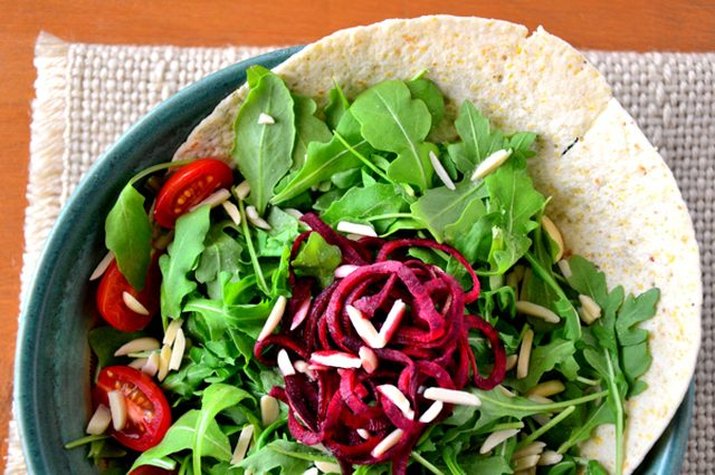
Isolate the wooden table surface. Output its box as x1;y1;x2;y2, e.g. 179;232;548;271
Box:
1;0;713;469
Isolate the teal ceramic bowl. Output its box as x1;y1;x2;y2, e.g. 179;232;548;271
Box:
14;47;694;474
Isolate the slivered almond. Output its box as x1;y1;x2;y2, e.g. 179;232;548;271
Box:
310;351;362;369
513;454;541;471
302;469;319;475
346;305;382;348
418;400;444;423
191;188;230;211
423;387;481;407
505;354;518;372
357;428;370;439
293;360;316;380
538;451;564;466
277;349;296;376
334;265;359;279
235;180;251;200
377;384;414;420
515;301;560;324
533;414;552;425
378;299;407;344
89;252;114;281
114;337;160;356
142;351;160;377
258;112;275;125
428;150;456;190
222;200;242;226
290;296;312;331
359;346;379;374
168;329;186;371
261;395;280;427
517;328;534;380
527;380;565;398
122;292;150;316
315;461;342;473
163;318;184;346
246;205;271;230
230;424;254;465
157;345;172;381
86;404;112;435
283;208;303;219
541;216;564;262
471;149;512;181
578;294;602;325
336;221;377;237
257;296;287;342
513;441;546;459
128;358;148;369
479;429;520;454
496;385;516;398
506;265;525;292
557;259;572;279
370;428;404;458
107;390;127;431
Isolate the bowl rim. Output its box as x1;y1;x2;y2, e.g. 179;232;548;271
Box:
13;44;694;475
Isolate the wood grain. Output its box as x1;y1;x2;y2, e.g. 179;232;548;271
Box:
1;0;713;469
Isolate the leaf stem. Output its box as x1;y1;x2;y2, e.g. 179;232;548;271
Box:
256;418;287;449
238;200;269;295
605;349;625;475
517;405;576;449
63;434;108;449
364;212;414;222
477;389;608;413
411;451;446;475
128;159;195;186
333;131;393;183
488;421;525;432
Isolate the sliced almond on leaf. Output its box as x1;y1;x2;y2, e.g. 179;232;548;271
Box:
418;400;444;424
114;337;160;357
260;395;280;427
86;404;112;435
257;296;287;342
230;424;254;465
479;428;520;454
423;387;481;406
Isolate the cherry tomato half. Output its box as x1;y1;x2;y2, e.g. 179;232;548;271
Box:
95;366;172;452
96;256;161;332
129;466;177;475
153;158;233;228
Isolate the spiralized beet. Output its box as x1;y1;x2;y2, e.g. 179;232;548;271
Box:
254;214;506;474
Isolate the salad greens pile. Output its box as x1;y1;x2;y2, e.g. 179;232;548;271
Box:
78;65;659;475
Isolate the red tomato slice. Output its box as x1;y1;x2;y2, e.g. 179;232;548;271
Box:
95;366;172;452
96;256;161;332
153;158;233;228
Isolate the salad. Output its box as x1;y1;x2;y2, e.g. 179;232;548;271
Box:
67;65;660;475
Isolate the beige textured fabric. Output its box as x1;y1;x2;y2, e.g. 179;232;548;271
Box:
6;32;713;474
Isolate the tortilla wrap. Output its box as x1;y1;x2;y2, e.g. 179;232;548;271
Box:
174;16;701;473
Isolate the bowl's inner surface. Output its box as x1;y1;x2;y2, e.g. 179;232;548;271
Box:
16;45;692;475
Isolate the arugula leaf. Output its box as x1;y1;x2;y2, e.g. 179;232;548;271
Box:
324;82;350;130
615;288;659;346
350;80;434;191
509;339;576;392
105;185;152;290
557;403;614;454
406;77;445;132
233;67;296;214
292;233;342;288
130;410;231;472
292;95;332;170
411;180;487;241
256;207;300;257
193;384;254;474
449;213;499;264
239;440;332;474
447;101;505;175
457;454;512;474
321;183;409;234
185;298;273;340
484;166;545;274
159;205;211;325
195;221;243;300
271;110;369;204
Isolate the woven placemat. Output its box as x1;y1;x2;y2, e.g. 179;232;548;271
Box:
6;32;713;474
